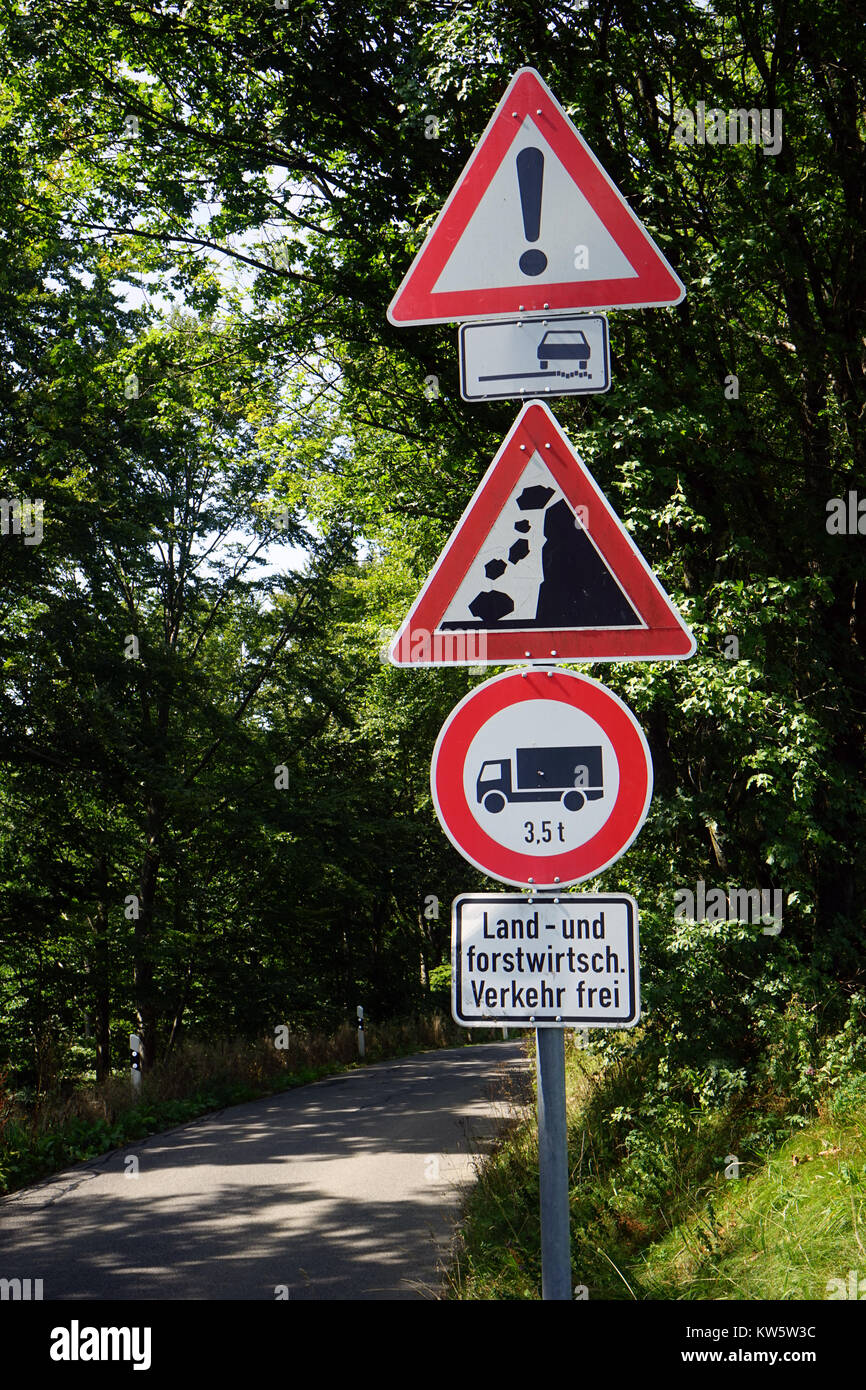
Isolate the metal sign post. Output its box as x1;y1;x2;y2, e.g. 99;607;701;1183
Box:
449;888;641;1299
536;1027;571;1299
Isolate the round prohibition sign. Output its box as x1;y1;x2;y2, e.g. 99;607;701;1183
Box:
431;668;652;887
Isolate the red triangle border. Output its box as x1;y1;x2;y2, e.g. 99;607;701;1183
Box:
388;68;685;325
389;402;696;665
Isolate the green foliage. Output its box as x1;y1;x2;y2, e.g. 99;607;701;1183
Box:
452;1023;866;1300
0;6;865;1303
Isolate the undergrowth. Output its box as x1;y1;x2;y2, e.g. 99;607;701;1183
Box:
449;1018;866;1300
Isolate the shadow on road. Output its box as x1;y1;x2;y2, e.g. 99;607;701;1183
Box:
0;1040;531;1300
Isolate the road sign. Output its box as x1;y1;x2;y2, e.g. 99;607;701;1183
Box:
387;67;685;326
430;668;652;887
452;892;640;1027
459;313;610;402
389;401;695;666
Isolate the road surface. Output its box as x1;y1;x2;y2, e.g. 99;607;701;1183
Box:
0;1040;529;1300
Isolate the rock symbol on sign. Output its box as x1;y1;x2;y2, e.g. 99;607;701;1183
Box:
389;402;696;665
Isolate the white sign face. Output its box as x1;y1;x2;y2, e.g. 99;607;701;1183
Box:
439;452;638;633
459;314;610;402
432;118;636;299
452;893;640;1027
464;698;620;856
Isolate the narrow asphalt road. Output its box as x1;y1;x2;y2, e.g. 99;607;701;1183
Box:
0;1040;530;1301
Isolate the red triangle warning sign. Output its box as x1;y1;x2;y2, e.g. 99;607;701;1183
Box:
387;68;685;326
389;402;695;665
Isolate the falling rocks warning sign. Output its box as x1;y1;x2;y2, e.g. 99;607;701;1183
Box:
389;401;695;665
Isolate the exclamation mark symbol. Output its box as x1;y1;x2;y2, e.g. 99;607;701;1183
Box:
516;147;548;277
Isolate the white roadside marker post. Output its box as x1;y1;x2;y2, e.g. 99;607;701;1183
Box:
130;1033;142;1095
357;1005;365;1059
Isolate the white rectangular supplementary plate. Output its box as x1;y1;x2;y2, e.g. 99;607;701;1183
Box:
452;893;639;1027
459;313;610;403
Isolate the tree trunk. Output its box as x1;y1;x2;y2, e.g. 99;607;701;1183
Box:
134;800;164;1071
92;859;112;1082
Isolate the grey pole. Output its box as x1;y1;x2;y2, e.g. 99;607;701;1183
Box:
535;1027;571;1299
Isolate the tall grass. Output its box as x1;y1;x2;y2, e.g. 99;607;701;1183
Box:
448;1035;866;1300
638;1076;866;1300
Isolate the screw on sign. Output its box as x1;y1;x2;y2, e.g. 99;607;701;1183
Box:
430;668;652;888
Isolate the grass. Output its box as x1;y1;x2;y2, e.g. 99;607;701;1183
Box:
638;1080;866;1300
448;1037;866;1300
0;1011;463;1197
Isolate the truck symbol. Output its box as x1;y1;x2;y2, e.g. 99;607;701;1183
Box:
476;746;604;814
537;330;590;375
